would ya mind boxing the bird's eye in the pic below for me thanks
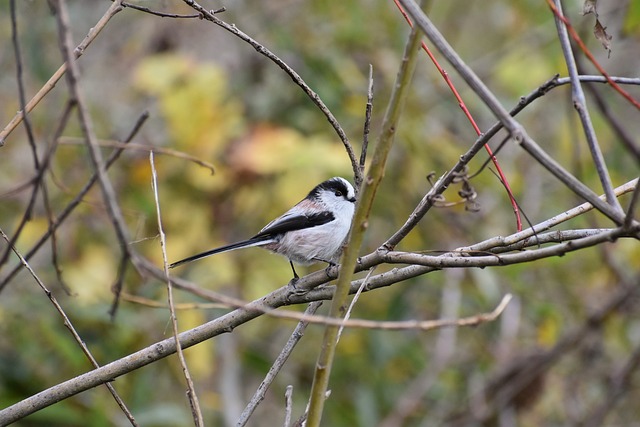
[334,190,343,197]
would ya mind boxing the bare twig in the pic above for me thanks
[150,152,204,426]
[9,0,38,163]
[580,342,640,427]
[337,267,376,343]
[381,228,636,269]
[305,19,425,427]
[577,60,640,163]
[181,0,362,186]
[393,0,522,230]
[0,111,149,293]
[1,0,47,267]
[0,0,124,145]
[58,137,216,174]
[55,0,134,269]
[121,1,206,19]
[0,227,138,426]
[121,292,227,310]
[457,178,638,253]
[550,0,621,211]
[383,75,639,250]
[358,64,374,191]
[447,274,640,425]
[624,182,640,229]
[284,385,294,427]
[0,99,76,199]
[142,260,514,331]
[396,0,626,226]
[237,301,323,427]
[0,287,512,425]
[545,0,640,111]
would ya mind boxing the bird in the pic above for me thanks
[169,177,357,280]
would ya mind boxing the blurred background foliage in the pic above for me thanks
[0,0,639,426]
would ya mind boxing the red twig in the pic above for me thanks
[393,0,522,230]
[546,0,640,111]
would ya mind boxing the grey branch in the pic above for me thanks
[396,0,626,226]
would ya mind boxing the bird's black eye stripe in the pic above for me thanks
[308,177,352,201]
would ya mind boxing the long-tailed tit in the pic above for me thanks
[170,177,357,279]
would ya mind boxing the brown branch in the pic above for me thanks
[58,137,216,174]
[396,0,627,227]
[549,0,621,210]
[358,64,374,191]
[237,301,324,427]
[0,1,124,145]
[0,226,138,426]
[580,342,640,427]
[121,1,210,19]
[54,0,139,296]
[150,152,203,426]
[181,0,363,188]
[0,109,149,292]
[2,178,637,423]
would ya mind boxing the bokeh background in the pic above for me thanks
[1,0,639,426]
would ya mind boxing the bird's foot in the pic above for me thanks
[324,262,339,279]
[287,276,309,296]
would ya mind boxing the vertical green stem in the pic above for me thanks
[305,23,424,427]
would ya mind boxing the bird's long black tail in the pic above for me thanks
[169,236,274,269]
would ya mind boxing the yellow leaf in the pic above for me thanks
[133,54,244,156]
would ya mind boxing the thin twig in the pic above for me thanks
[550,0,621,212]
[306,22,424,427]
[0,287,512,425]
[121,1,207,19]
[0,180,635,424]
[9,0,38,166]
[1,1,46,267]
[545,0,640,111]
[358,64,374,191]
[396,0,626,227]
[580,342,640,427]
[337,267,376,343]
[624,182,640,229]
[0,111,149,292]
[55,0,134,268]
[457,178,638,253]
[181,0,362,186]
[399,74,640,250]
[58,137,216,174]
[150,152,204,426]
[0,99,76,199]
[284,385,294,427]
[121,291,227,310]
[0,227,138,426]
[237,301,323,427]
[381,229,636,268]
[0,0,124,145]
[393,0,522,231]
[576,60,640,163]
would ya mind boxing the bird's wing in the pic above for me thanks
[170,209,335,269]
[253,211,335,238]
